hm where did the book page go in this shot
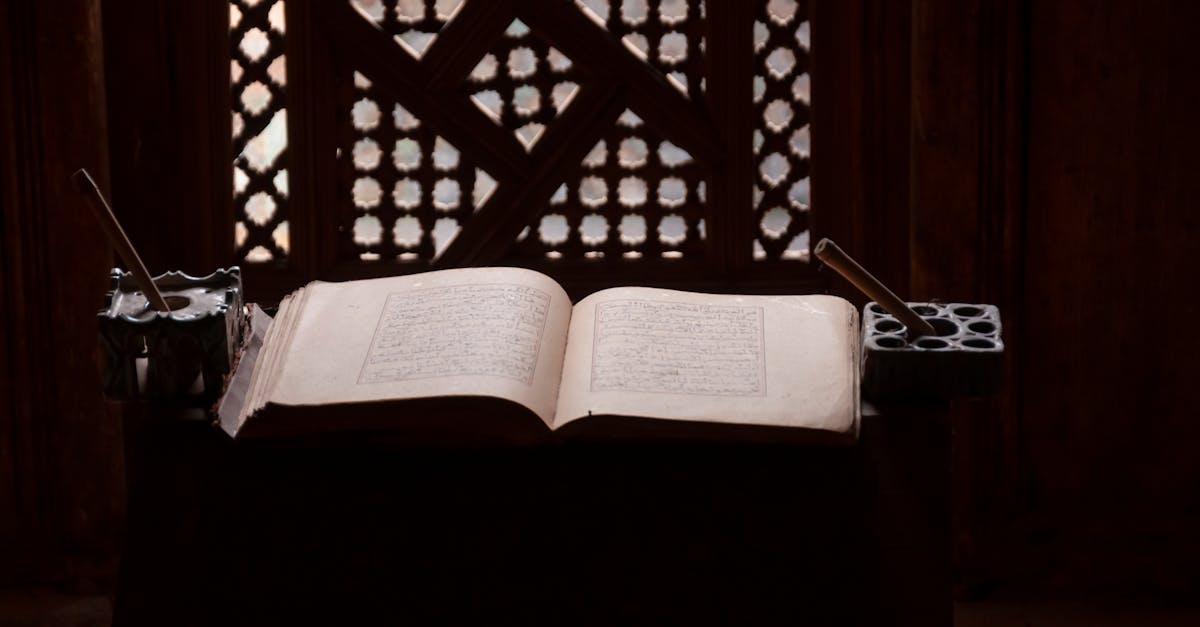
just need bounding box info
[218,304,273,437]
[268,267,573,428]
[554,287,859,436]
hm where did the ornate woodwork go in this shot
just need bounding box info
[752,0,811,261]
[98,269,245,404]
[509,109,708,262]
[228,0,829,295]
[231,0,290,264]
[343,71,497,262]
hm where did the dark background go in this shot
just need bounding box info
[2,0,1198,610]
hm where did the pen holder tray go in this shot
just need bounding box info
[98,267,244,405]
[861,301,1004,401]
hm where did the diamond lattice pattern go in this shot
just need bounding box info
[466,19,583,152]
[574,0,707,99]
[512,109,707,261]
[349,0,467,58]
[345,72,499,263]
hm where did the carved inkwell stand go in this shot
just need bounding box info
[74,169,245,411]
[814,238,1004,402]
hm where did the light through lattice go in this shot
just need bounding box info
[345,71,498,263]
[349,0,466,58]
[512,109,707,261]
[753,0,810,261]
[465,19,583,151]
[228,1,820,272]
[231,0,289,263]
[574,0,707,99]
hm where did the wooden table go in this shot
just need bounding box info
[113,403,950,626]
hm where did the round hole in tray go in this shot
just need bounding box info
[968,320,996,334]
[875,319,903,333]
[868,303,886,315]
[875,335,906,348]
[163,295,192,311]
[953,305,983,317]
[924,316,960,337]
[962,337,995,349]
[912,305,938,316]
[915,337,949,349]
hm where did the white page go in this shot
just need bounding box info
[554,287,859,435]
[268,267,573,428]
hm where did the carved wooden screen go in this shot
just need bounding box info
[230,0,821,296]
[231,0,290,264]
[753,1,811,262]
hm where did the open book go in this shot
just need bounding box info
[218,267,860,444]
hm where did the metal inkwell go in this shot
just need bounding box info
[98,267,245,405]
[813,238,1005,402]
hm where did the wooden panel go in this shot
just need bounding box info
[860,0,913,296]
[704,0,753,273]
[102,0,231,276]
[1017,0,1200,592]
[910,0,982,302]
[0,0,39,582]
[911,0,1200,596]
[252,0,845,293]
[907,0,1031,595]
[0,0,118,584]
[808,0,912,307]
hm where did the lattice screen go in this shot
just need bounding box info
[344,71,498,262]
[511,109,707,261]
[229,0,815,273]
[753,0,810,261]
[230,0,289,263]
[575,0,707,100]
[465,19,584,152]
[349,0,466,59]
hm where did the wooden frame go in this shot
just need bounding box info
[95,1,917,307]
[222,0,912,304]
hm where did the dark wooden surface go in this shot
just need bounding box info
[112,407,951,627]
[1010,0,1200,595]
[907,0,1029,593]
[101,0,231,278]
[0,0,120,586]
[908,0,1200,597]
